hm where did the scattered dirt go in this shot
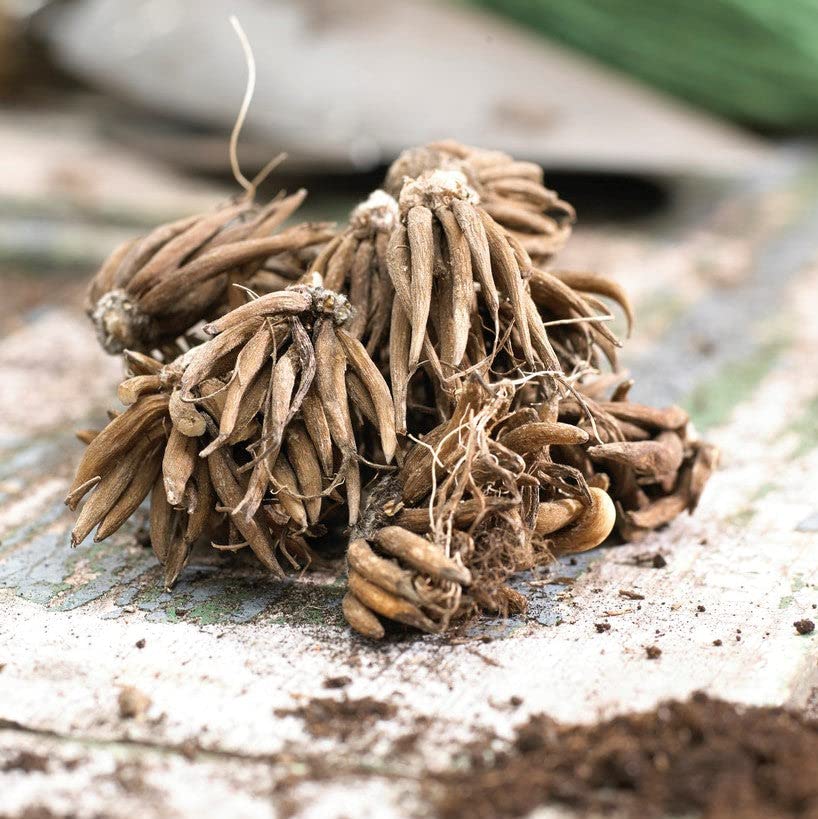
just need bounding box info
[113,761,151,794]
[431,693,818,819]
[595,623,611,633]
[2,751,48,773]
[3,809,69,819]
[118,686,151,720]
[619,589,645,600]
[794,619,815,635]
[645,645,662,659]
[135,639,146,649]
[391,715,432,755]
[179,738,199,760]
[714,639,723,646]
[805,688,818,721]
[323,676,352,689]
[276,696,397,741]
[633,553,667,569]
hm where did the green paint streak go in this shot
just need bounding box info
[83,540,118,574]
[792,574,805,593]
[779,595,795,610]
[185,606,221,625]
[186,600,237,626]
[135,584,164,604]
[262,582,346,628]
[788,393,818,458]
[45,582,72,601]
[685,338,788,430]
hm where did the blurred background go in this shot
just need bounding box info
[1,0,813,342]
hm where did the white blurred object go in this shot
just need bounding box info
[37,0,770,174]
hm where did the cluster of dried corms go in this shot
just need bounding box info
[69,140,717,639]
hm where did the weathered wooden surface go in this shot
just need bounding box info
[1,151,818,818]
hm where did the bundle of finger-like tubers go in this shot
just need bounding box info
[68,140,717,639]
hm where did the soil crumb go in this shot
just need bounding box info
[794,619,815,635]
[619,589,645,600]
[118,686,150,720]
[276,696,396,741]
[633,553,667,569]
[432,693,818,819]
[323,676,352,689]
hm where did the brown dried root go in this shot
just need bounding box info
[69,139,718,643]
[343,527,472,638]
[380,143,632,432]
[403,169,534,362]
[67,349,322,587]
[180,282,398,528]
[342,377,617,638]
[385,140,575,266]
[382,165,561,431]
[87,189,334,355]
[65,383,212,589]
[308,190,400,350]
[553,378,719,542]
[528,267,625,373]
[548,488,616,556]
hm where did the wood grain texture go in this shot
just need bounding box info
[1,159,818,819]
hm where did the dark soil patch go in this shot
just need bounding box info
[323,675,352,689]
[276,696,396,741]
[2,809,70,819]
[2,751,49,773]
[794,619,815,635]
[391,715,432,755]
[432,693,818,819]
